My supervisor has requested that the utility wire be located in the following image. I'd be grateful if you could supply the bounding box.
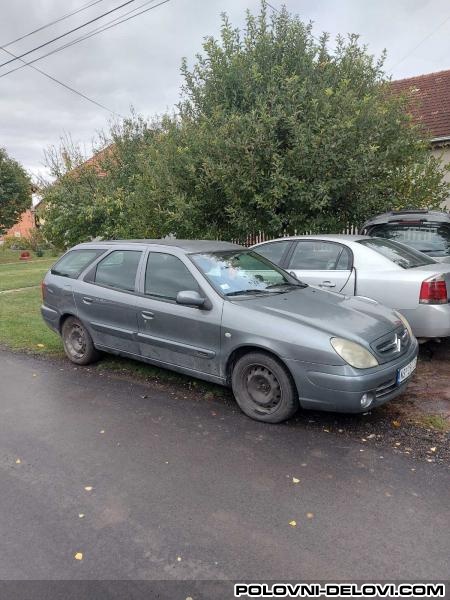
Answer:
[0,44,123,117]
[1,0,107,48]
[389,13,450,71]
[0,0,137,69]
[0,0,168,79]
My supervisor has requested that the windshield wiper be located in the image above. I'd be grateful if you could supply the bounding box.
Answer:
[266,282,308,289]
[226,289,273,297]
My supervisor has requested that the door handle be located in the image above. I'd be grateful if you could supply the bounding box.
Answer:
[141,311,154,320]
[319,281,336,288]
[82,296,94,304]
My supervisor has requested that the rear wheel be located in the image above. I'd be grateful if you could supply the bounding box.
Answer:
[61,317,100,365]
[231,352,299,423]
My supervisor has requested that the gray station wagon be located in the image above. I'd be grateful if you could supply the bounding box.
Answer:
[41,240,419,423]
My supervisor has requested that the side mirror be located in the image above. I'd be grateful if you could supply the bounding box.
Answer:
[176,290,206,308]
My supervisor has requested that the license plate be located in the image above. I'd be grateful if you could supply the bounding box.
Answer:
[397,357,417,384]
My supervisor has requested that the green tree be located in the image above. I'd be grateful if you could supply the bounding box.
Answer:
[0,148,31,234]
[41,117,165,248]
[153,3,449,239]
[41,3,450,246]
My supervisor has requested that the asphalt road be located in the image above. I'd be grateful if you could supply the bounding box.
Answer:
[0,350,449,597]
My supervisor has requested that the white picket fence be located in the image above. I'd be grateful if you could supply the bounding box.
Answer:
[232,224,359,247]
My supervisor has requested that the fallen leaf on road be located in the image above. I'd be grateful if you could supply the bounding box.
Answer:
[430,447,437,453]
[78,514,85,519]
[306,512,314,519]
[392,420,401,428]
[289,520,297,527]
[292,477,300,484]
[84,486,93,492]
[15,458,21,464]
[74,552,83,561]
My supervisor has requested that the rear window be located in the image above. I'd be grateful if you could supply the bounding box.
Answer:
[368,223,450,257]
[51,249,105,278]
[358,238,436,269]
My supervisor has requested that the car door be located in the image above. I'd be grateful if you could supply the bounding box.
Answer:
[73,249,143,355]
[135,250,223,379]
[286,240,355,294]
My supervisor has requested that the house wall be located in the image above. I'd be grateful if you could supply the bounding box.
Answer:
[431,145,450,211]
[2,209,36,240]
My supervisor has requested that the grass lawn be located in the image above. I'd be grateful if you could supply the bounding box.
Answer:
[0,286,63,354]
[0,257,56,291]
[0,248,57,265]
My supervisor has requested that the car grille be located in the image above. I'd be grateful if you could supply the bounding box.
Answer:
[375,376,398,399]
[370,327,410,364]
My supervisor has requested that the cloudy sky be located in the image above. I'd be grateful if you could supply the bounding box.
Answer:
[1,0,450,179]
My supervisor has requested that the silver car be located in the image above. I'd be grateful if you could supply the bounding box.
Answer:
[253,235,450,340]
[41,240,418,423]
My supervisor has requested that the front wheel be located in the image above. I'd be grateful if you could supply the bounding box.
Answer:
[61,317,100,365]
[231,352,299,423]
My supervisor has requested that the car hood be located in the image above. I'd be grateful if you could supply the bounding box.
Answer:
[232,287,401,343]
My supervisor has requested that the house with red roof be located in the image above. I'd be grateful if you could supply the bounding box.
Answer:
[391,69,450,209]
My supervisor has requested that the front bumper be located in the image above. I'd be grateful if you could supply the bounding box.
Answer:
[285,338,419,413]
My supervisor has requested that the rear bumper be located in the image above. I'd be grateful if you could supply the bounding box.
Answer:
[41,305,60,333]
[285,339,419,413]
[401,304,450,339]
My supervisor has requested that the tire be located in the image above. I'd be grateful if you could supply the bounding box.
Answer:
[231,352,299,423]
[61,316,100,366]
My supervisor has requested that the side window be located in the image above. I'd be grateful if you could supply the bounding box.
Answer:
[145,253,200,300]
[289,241,351,271]
[254,241,292,266]
[94,250,142,292]
[51,249,105,278]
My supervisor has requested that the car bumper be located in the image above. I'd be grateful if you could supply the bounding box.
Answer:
[400,304,450,339]
[41,305,60,333]
[285,338,419,413]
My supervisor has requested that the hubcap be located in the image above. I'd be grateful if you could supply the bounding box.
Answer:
[244,365,282,414]
[65,324,86,360]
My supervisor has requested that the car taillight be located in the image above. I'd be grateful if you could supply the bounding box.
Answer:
[419,276,448,305]
[41,280,46,300]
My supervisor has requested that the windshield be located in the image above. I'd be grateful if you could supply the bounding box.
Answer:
[358,238,437,269]
[190,250,304,296]
[368,223,450,256]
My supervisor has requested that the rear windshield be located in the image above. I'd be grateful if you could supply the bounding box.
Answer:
[51,249,105,278]
[368,222,450,256]
[358,238,436,269]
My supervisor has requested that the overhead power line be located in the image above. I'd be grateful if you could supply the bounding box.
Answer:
[389,13,450,71]
[0,0,169,79]
[0,44,123,117]
[1,0,107,48]
[0,0,138,69]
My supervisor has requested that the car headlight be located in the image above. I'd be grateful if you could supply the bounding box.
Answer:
[394,310,413,339]
[330,337,379,369]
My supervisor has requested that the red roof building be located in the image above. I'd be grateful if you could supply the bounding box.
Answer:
[391,69,450,145]
[391,69,450,209]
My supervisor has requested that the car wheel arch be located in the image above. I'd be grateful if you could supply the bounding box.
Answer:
[58,312,78,333]
[225,345,298,394]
